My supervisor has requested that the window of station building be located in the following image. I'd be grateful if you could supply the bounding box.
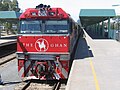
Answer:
[44,20,69,34]
[20,20,42,34]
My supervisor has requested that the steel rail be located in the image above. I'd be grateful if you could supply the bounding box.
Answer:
[53,81,61,90]
[21,80,31,90]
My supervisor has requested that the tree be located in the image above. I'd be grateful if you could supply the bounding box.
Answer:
[0,2,3,10]
[0,0,20,11]
[1,2,9,11]
[112,16,120,30]
[11,0,20,12]
[4,22,12,34]
[0,0,20,35]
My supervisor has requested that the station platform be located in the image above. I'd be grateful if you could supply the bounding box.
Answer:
[66,30,120,90]
[0,35,16,47]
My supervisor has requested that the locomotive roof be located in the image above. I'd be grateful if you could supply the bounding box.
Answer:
[19,8,70,20]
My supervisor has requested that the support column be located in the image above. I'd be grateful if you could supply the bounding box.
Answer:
[102,21,104,37]
[0,29,1,38]
[96,23,98,34]
[108,17,111,38]
[0,25,2,38]
[98,23,100,35]
[94,24,96,33]
[92,25,94,33]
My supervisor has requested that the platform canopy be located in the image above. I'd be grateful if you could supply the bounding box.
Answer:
[0,11,21,21]
[79,9,116,27]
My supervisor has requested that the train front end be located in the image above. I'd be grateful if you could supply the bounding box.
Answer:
[17,7,71,80]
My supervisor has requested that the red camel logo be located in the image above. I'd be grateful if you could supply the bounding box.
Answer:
[35,38,49,52]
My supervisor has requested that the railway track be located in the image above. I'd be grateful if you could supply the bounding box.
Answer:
[0,43,16,58]
[0,43,16,65]
[14,79,67,90]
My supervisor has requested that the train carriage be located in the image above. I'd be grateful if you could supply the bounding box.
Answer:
[17,4,80,80]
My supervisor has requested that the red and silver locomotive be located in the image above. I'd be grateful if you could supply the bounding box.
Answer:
[17,4,80,80]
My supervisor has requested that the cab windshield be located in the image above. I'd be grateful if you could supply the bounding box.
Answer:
[19,20,69,34]
[45,20,69,34]
[20,20,42,34]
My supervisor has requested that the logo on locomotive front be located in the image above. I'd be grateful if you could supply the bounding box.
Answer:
[35,38,49,52]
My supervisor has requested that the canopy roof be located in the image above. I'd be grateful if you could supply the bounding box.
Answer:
[0,11,21,20]
[79,9,116,27]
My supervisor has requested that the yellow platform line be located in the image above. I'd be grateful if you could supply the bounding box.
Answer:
[89,60,100,90]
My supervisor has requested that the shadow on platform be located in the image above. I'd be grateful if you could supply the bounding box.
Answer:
[74,37,94,60]
[1,81,22,85]
[85,29,108,39]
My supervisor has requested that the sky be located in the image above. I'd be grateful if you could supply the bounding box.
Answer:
[17,0,120,21]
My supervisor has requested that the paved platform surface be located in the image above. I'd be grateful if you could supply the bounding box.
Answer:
[0,59,21,90]
[0,35,16,47]
[66,30,120,90]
